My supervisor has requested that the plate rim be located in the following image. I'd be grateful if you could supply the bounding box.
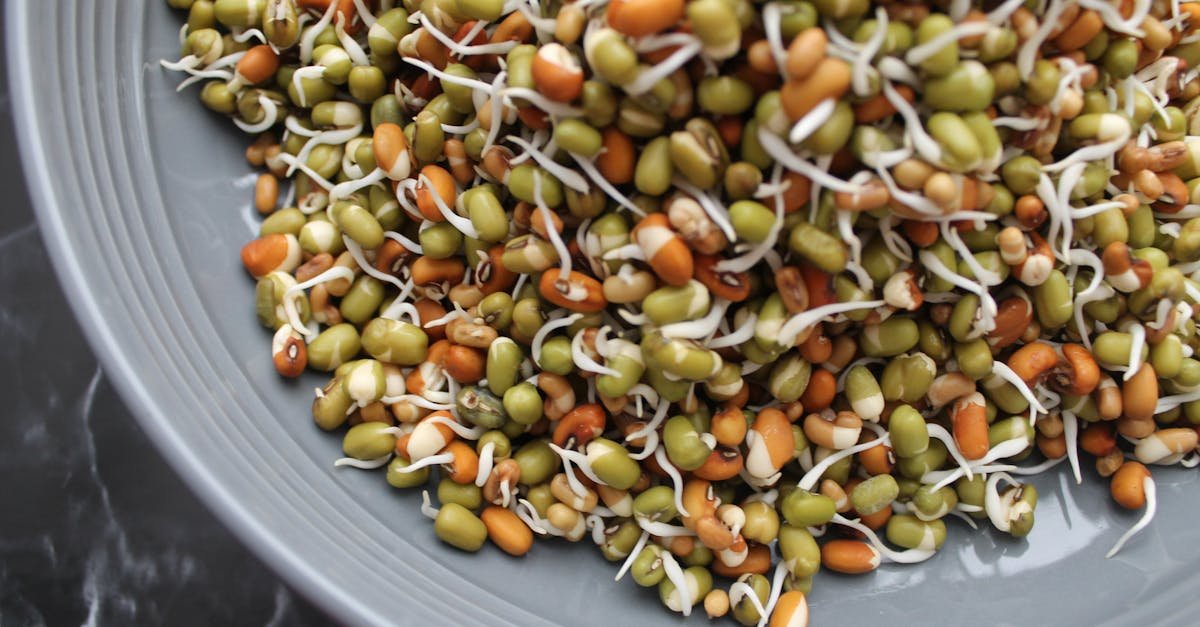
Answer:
[7,2,1199,626]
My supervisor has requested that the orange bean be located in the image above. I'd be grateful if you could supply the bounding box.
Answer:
[240,233,299,278]
[779,171,812,214]
[532,43,584,102]
[449,21,492,70]
[751,408,795,471]
[798,368,836,412]
[1036,433,1067,459]
[711,405,749,447]
[477,245,519,295]
[821,478,850,513]
[491,11,533,44]
[407,71,438,102]
[854,84,912,123]
[443,440,480,484]
[693,447,744,481]
[951,393,989,460]
[405,410,457,460]
[1110,461,1151,510]
[1102,243,1152,293]
[605,0,685,37]
[1055,343,1100,395]
[768,591,809,627]
[1095,376,1123,420]
[480,145,514,186]
[309,284,340,325]
[997,225,1027,266]
[857,435,893,475]
[235,44,280,85]
[632,213,694,287]
[987,296,1034,350]
[537,372,576,420]
[516,105,551,131]
[821,539,880,574]
[530,206,564,240]
[371,241,407,278]
[785,28,827,80]
[414,28,450,70]
[799,329,833,364]
[664,535,695,558]
[1037,413,1065,439]
[410,256,466,286]
[885,1,928,23]
[538,270,607,312]
[1015,194,1047,230]
[298,0,356,32]
[416,165,457,222]
[552,404,607,447]
[394,433,412,457]
[747,39,778,75]
[802,411,861,450]
[859,505,892,530]
[373,123,413,180]
[388,398,426,425]
[1122,364,1158,422]
[901,220,939,247]
[405,342,449,395]
[1079,422,1117,456]
[712,543,771,577]
[1130,168,1164,200]
[481,506,534,556]
[950,175,981,212]
[272,330,307,378]
[245,133,275,166]
[444,345,485,383]
[695,514,738,552]
[693,254,751,301]
[1007,341,1060,386]
[482,459,522,504]
[1183,2,1200,34]
[254,173,279,214]
[834,177,891,212]
[1153,172,1189,213]
[827,334,858,372]
[596,126,635,184]
[800,264,836,308]
[1053,10,1102,51]
[553,3,587,44]
[680,479,718,528]
[926,372,976,409]
[780,57,851,121]
[414,299,448,341]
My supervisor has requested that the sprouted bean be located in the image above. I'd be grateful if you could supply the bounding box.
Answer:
[165,0,1200,622]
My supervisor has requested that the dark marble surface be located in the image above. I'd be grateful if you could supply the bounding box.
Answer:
[0,31,331,627]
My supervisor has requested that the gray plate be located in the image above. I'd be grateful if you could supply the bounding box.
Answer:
[9,2,1199,625]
